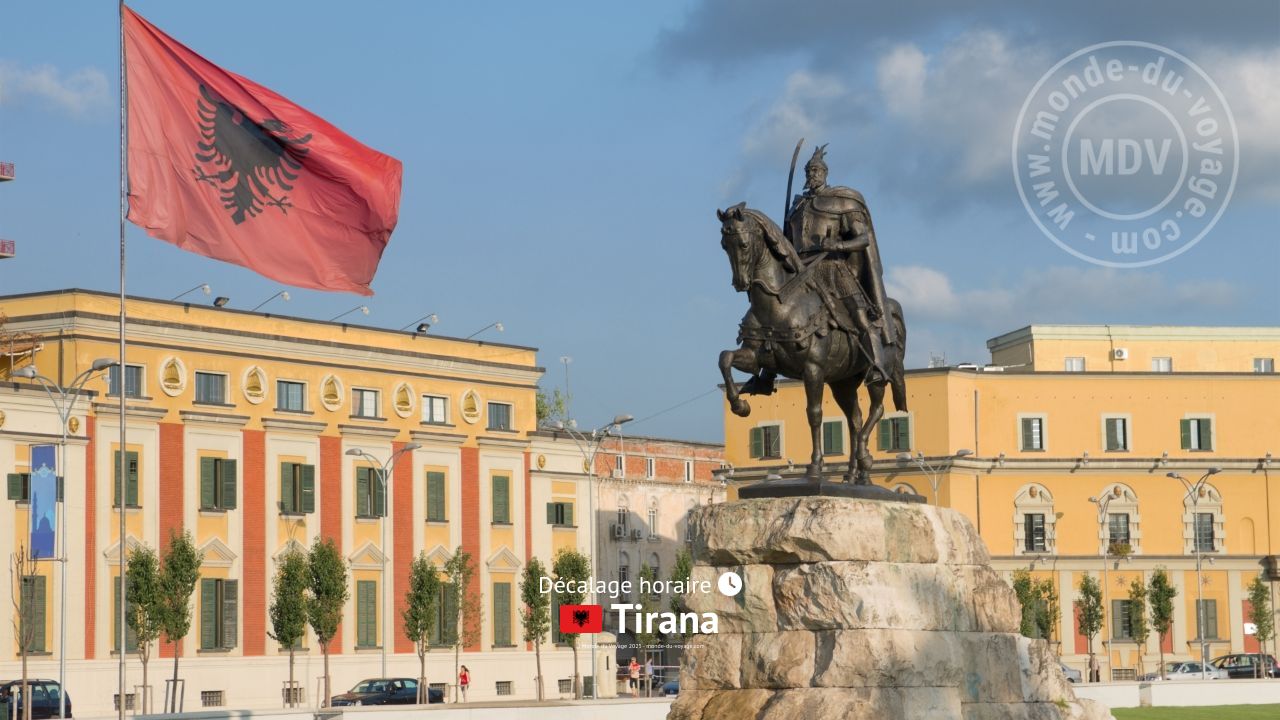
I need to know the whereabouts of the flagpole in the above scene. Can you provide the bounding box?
[118,3,129,720]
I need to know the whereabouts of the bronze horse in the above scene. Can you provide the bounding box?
[716,203,907,484]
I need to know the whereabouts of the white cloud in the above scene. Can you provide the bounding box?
[877,44,926,117]
[0,62,109,116]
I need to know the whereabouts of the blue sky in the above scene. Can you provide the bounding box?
[1,1,1276,442]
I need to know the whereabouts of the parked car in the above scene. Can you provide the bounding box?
[1138,661,1228,681]
[329,678,443,706]
[660,680,680,697]
[1211,653,1280,679]
[1058,662,1082,683]
[0,680,73,719]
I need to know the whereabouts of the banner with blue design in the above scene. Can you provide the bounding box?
[29,445,57,560]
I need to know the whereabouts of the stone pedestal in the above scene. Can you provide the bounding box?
[668,497,1114,720]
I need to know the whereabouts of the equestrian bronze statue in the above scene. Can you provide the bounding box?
[718,144,911,496]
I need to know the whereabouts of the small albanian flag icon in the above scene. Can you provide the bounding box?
[559,604,603,634]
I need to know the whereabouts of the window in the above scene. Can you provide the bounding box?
[1195,599,1219,639]
[1194,512,1216,552]
[1023,513,1046,552]
[1064,357,1085,372]
[547,501,574,526]
[1255,357,1275,373]
[6,472,31,502]
[19,575,46,652]
[648,507,658,538]
[492,474,510,524]
[495,681,513,696]
[355,466,385,519]
[618,564,630,602]
[107,364,143,398]
[1107,513,1130,547]
[199,457,238,511]
[279,462,316,514]
[487,402,512,431]
[877,416,911,452]
[199,578,238,650]
[1151,357,1172,373]
[194,372,226,404]
[352,389,380,418]
[749,425,782,459]
[276,380,305,412]
[615,454,624,473]
[616,507,628,533]
[112,576,139,653]
[422,395,449,424]
[113,450,140,508]
[645,457,655,478]
[200,691,225,708]
[430,583,458,647]
[1111,599,1133,640]
[493,582,512,647]
[822,420,844,455]
[1104,417,1129,451]
[426,471,447,522]
[1180,417,1213,451]
[1020,417,1045,451]
[684,460,694,482]
[356,580,378,648]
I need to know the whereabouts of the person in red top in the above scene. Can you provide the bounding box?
[458,666,470,703]
[628,657,641,696]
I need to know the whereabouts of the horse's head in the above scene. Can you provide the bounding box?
[718,202,759,292]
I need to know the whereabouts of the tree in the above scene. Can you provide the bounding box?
[1127,577,1149,676]
[1077,574,1104,682]
[635,564,661,673]
[1012,571,1057,643]
[10,546,39,720]
[520,557,552,701]
[1038,577,1061,650]
[402,552,441,703]
[268,548,309,707]
[535,387,569,423]
[1246,576,1275,679]
[1148,567,1177,679]
[553,548,591,699]
[125,544,165,713]
[443,547,482,696]
[159,530,203,713]
[307,538,349,708]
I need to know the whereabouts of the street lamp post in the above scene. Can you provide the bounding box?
[345,442,422,678]
[895,449,973,504]
[541,413,633,699]
[1167,468,1222,677]
[1088,493,1116,683]
[14,358,117,719]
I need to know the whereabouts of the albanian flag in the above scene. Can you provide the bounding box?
[123,6,402,296]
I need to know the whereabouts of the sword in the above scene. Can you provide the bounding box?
[784,138,804,225]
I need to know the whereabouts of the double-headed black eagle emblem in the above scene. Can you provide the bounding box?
[192,84,312,224]
[571,609,591,628]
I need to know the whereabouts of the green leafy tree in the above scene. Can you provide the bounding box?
[1077,574,1104,682]
[669,548,693,618]
[126,544,164,713]
[636,564,661,670]
[1037,578,1061,650]
[520,557,552,701]
[1148,567,1177,678]
[443,547,482,694]
[402,552,441,703]
[307,538,349,707]
[10,546,38,720]
[1247,576,1275,678]
[535,387,569,423]
[1012,571,1057,642]
[159,530,203,712]
[268,548,309,707]
[552,548,591,699]
[1127,577,1149,676]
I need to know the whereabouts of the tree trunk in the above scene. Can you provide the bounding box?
[21,646,29,720]
[418,649,427,704]
[454,645,460,703]
[1157,637,1165,680]
[170,645,180,713]
[322,644,331,708]
[534,638,544,701]
[288,648,296,707]
[140,650,149,714]
[572,641,581,699]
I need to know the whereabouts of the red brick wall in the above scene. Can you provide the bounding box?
[319,435,342,655]
[158,422,185,659]
[84,416,96,659]
[1073,602,1090,655]
[1244,600,1260,653]
[392,441,414,654]
[242,429,266,655]
[461,446,481,652]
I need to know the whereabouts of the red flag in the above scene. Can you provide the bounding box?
[559,604,603,634]
[123,6,402,296]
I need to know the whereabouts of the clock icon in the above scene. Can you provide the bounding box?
[717,571,743,597]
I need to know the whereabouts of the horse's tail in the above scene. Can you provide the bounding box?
[888,298,908,412]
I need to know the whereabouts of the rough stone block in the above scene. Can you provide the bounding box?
[740,630,815,688]
[686,563,777,633]
[682,632,743,690]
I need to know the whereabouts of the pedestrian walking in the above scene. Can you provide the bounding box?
[628,657,641,696]
[459,665,471,703]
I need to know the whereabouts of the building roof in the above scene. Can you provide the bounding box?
[987,324,1280,353]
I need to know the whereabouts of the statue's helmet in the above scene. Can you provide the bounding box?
[804,144,829,174]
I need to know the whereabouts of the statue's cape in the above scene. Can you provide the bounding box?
[809,186,867,215]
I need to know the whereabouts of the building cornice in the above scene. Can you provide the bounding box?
[261,417,328,435]
[91,402,169,422]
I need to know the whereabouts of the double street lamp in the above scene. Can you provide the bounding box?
[14,358,117,719]
[1087,492,1119,683]
[345,442,422,678]
[1167,467,1222,675]
[540,413,633,699]
[894,449,972,504]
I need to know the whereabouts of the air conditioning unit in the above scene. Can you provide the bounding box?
[631,529,643,541]
[612,469,625,479]
[612,524,625,540]
[1112,348,1129,360]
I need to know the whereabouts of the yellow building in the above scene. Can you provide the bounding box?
[0,289,607,711]
[724,325,1280,680]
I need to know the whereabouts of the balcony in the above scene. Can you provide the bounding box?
[0,161,13,181]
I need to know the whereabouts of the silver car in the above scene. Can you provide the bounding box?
[1058,662,1082,683]
[1139,661,1229,681]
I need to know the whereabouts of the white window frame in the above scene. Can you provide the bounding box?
[1253,357,1274,373]
[1017,413,1047,452]
[487,401,513,431]
[193,370,228,404]
[352,387,380,418]
[684,460,693,483]
[421,394,449,424]
[108,363,146,398]
[1183,414,1216,452]
[276,379,307,412]
[1101,414,1132,452]
[1064,357,1086,372]
[645,457,655,478]
[1151,357,1172,373]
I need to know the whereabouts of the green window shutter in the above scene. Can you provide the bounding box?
[494,582,511,646]
[493,475,510,523]
[56,475,63,502]
[300,465,316,513]
[113,451,122,507]
[766,427,780,457]
[823,421,843,455]
[1198,419,1212,451]
[200,579,218,650]
[877,420,890,451]
[749,427,763,459]
[546,502,556,525]
[356,580,376,647]
[33,575,47,652]
[565,502,574,527]
[443,583,459,645]
[1180,419,1192,450]
[894,418,910,451]
[279,463,294,513]
[221,580,238,649]
[356,467,371,517]
[111,576,138,652]
[200,458,217,509]
[427,472,445,521]
[371,469,386,518]
[221,459,238,510]
[7,473,22,501]
[126,451,139,506]
[1021,419,1034,450]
